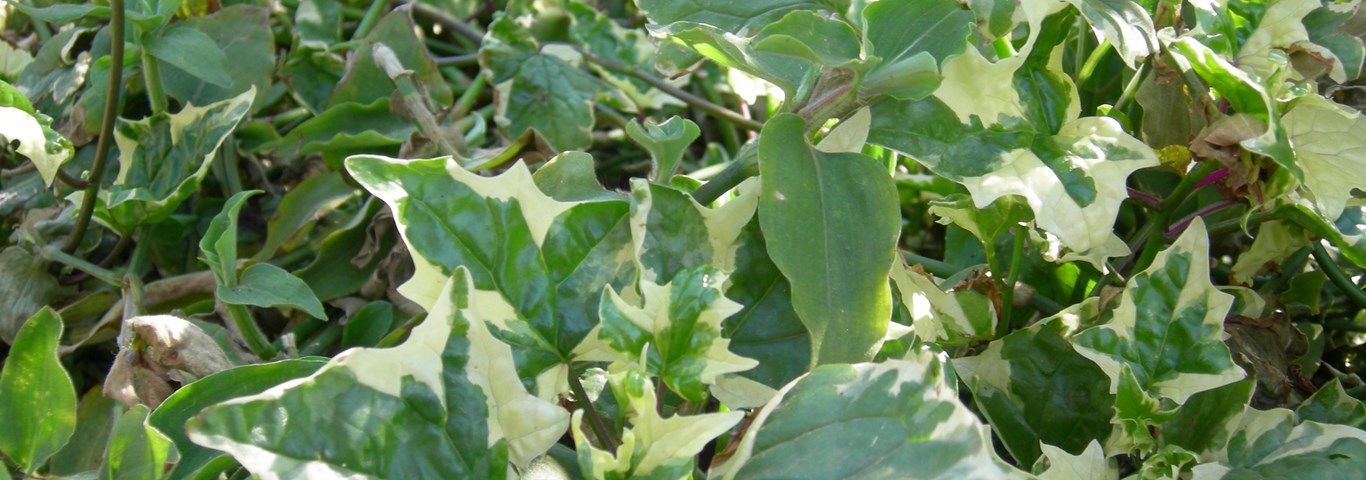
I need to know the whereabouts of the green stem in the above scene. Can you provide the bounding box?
[691,145,758,205]
[1131,161,1220,275]
[902,251,962,278]
[352,0,388,40]
[1113,59,1149,112]
[1077,40,1112,85]
[451,72,487,120]
[569,369,619,452]
[126,227,153,276]
[575,47,763,132]
[141,49,168,115]
[991,36,1018,59]
[225,303,278,360]
[64,0,124,254]
[30,17,52,42]
[409,1,485,44]
[297,323,343,357]
[696,72,743,154]
[1002,226,1027,332]
[376,313,426,347]
[42,245,122,285]
[1312,241,1366,309]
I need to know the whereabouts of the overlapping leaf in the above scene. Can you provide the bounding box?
[187,271,569,478]
[1281,94,1366,221]
[0,79,72,187]
[1191,407,1366,478]
[629,179,759,284]
[1073,218,1244,405]
[346,154,634,396]
[480,15,599,152]
[0,308,77,474]
[890,260,996,345]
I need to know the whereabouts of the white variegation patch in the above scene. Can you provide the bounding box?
[1036,440,1113,480]
[0,106,71,187]
[1282,94,1366,222]
[627,177,759,283]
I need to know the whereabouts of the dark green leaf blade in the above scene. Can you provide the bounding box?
[0,308,77,474]
[143,24,233,88]
[218,263,327,320]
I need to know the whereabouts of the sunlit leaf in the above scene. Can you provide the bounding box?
[0,308,77,474]
[98,404,173,480]
[480,15,598,151]
[1191,407,1366,479]
[1281,94,1366,222]
[0,80,73,187]
[218,263,327,320]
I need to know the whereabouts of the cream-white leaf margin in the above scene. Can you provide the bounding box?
[572,370,743,479]
[0,107,72,187]
[890,258,995,343]
[1236,0,1348,82]
[1036,440,1115,480]
[627,177,759,283]
[934,0,1072,124]
[188,272,569,476]
[1190,406,1366,479]
[1282,94,1366,222]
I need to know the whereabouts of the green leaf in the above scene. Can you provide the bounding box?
[330,6,453,108]
[1296,379,1366,430]
[723,218,811,388]
[532,151,621,203]
[720,353,1012,479]
[73,88,255,234]
[274,98,413,169]
[1065,0,1158,68]
[187,270,569,477]
[97,404,173,480]
[480,15,598,151]
[929,194,1033,250]
[49,387,117,476]
[954,315,1114,465]
[199,190,260,286]
[295,0,342,50]
[1035,441,1115,480]
[8,2,110,23]
[143,24,233,88]
[1304,3,1365,81]
[1231,220,1310,285]
[759,114,900,364]
[0,247,67,344]
[294,198,396,302]
[629,179,760,284]
[1235,0,1344,81]
[572,368,744,479]
[1282,94,1366,222]
[158,5,276,109]
[890,260,996,345]
[254,171,355,261]
[1073,218,1245,405]
[346,155,634,395]
[0,80,73,187]
[218,263,327,320]
[342,301,396,349]
[580,266,758,403]
[566,2,673,112]
[869,96,1156,267]
[149,358,327,479]
[625,116,699,183]
[1193,407,1366,478]
[1161,380,1256,456]
[860,0,972,99]
[0,308,77,474]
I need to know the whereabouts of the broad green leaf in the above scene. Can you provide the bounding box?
[635,0,844,36]
[0,80,73,187]
[573,368,744,479]
[629,179,759,284]
[759,114,900,364]
[49,387,116,476]
[890,260,996,345]
[1296,379,1366,429]
[1231,220,1309,284]
[330,6,452,108]
[870,96,1155,267]
[579,266,758,403]
[1065,0,1158,68]
[1191,407,1366,479]
[218,263,327,320]
[1166,36,1295,177]
[97,404,173,480]
[199,190,260,286]
[1073,218,1244,405]
[0,308,77,474]
[723,219,811,388]
[254,171,355,261]
[1304,3,1365,81]
[149,358,327,479]
[187,271,570,477]
[860,0,972,99]
[274,98,413,169]
[929,194,1033,250]
[158,6,275,108]
[720,353,1012,479]
[72,88,254,234]
[751,10,862,67]
[346,155,634,396]
[1236,0,1347,81]
[143,24,232,88]
[9,3,110,23]
[0,247,66,344]
[342,301,396,349]
[625,116,700,183]
[532,151,622,203]
[1282,94,1366,222]
[1035,441,1115,480]
[1161,380,1256,456]
[295,0,342,50]
[566,2,675,112]
[295,198,396,302]
[953,315,1113,464]
[480,16,598,151]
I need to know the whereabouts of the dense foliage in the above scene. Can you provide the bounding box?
[3,0,1366,478]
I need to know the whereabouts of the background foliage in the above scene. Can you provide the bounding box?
[3,0,1366,478]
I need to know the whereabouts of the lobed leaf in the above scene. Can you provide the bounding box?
[0,80,73,187]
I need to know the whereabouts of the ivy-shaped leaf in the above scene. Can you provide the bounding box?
[625,116,700,184]
[890,259,997,345]
[346,155,635,396]
[1296,379,1366,429]
[1160,380,1256,457]
[719,353,1014,479]
[566,2,676,112]
[759,114,900,365]
[1236,0,1350,82]
[578,266,758,403]
[157,5,276,109]
[1035,441,1115,480]
[629,179,759,284]
[1191,407,1366,478]
[0,79,72,187]
[573,367,744,479]
[0,308,77,474]
[187,270,570,478]
[1281,94,1366,222]
[1065,0,1158,69]
[1073,217,1245,405]
[480,15,599,152]
[1304,2,1365,81]
[953,315,1113,465]
[71,88,254,234]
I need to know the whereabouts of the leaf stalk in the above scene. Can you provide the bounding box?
[64,0,125,254]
